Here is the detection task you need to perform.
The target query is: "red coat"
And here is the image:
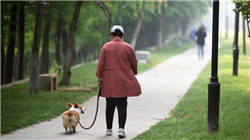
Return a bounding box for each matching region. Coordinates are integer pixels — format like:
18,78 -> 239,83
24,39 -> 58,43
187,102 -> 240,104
96,39 -> 141,98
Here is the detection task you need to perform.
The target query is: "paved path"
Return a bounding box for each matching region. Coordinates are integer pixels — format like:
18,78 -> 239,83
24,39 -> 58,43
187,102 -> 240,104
1,40 -> 211,140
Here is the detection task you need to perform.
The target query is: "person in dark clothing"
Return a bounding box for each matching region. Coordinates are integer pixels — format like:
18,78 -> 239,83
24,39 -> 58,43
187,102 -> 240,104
195,25 -> 207,60
106,98 -> 127,131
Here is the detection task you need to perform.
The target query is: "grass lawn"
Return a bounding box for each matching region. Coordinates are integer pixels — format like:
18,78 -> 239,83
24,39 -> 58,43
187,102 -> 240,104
134,37 -> 250,140
1,63 -> 98,135
1,40 -> 189,134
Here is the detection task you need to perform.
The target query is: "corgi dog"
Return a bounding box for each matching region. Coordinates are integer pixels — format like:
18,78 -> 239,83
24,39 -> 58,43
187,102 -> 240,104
62,103 -> 86,134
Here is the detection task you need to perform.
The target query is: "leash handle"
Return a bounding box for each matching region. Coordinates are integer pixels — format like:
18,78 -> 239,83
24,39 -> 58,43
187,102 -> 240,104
78,88 -> 101,130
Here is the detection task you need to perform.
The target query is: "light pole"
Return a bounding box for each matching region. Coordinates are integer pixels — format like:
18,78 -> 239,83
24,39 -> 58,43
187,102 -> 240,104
233,3 -> 240,76
208,0 -> 220,133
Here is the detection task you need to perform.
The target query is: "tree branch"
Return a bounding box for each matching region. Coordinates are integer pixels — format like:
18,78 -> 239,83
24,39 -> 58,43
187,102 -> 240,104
95,1 -> 112,30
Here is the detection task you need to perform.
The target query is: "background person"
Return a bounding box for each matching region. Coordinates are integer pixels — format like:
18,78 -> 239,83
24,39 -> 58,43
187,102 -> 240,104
195,25 -> 207,60
96,25 -> 141,138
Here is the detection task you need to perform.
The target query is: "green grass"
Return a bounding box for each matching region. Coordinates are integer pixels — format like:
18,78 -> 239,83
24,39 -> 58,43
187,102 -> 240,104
1,42 -> 190,134
1,63 -> 98,134
134,38 -> 250,140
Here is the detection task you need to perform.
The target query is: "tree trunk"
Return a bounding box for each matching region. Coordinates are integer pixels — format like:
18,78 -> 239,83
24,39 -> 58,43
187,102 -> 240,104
60,1 -> 83,86
61,29 -> 68,57
13,47 -> 19,81
130,1 -> 145,49
18,2 -> 25,80
1,18 -> 6,84
118,3 -> 129,26
39,14 -> 51,74
61,16 -> 68,57
55,16 -> 63,66
60,16 -> 68,74
71,48 -> 76,67
225,1 -> 228,39
232,3 -> 240,76
243,17 -> 246,55
158,1 -> 165,51
1,44 -> 5,85
225,16 -> 229,39
29,2 -> 44,94
5,4 -> 18,84
118,9 -> 123,26
95,1 -> 112,31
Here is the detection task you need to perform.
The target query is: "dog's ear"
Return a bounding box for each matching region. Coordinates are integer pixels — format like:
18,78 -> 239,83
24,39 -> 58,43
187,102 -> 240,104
74,103 -> 79,108
68,103 -> 73,108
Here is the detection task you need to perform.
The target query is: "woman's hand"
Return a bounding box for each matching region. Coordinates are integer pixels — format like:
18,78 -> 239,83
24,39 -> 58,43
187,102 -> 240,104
97,79 -> 102,88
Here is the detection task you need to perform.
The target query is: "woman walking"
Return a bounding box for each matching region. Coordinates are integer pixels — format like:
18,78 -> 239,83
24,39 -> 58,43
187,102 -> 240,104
195,24 -> 207,60
96,25 -> 141,138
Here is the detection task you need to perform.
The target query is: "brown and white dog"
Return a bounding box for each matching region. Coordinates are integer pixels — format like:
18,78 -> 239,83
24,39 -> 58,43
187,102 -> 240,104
62,103 -> 86,134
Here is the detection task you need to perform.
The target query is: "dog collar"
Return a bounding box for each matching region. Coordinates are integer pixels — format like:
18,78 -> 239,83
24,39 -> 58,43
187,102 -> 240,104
69,107 -> 81,114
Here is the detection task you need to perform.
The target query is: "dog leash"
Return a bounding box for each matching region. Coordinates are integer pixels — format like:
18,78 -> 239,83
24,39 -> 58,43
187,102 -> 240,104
78,87 -> 101,130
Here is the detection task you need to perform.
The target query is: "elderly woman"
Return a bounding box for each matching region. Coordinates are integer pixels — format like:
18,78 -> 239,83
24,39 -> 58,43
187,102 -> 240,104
96,25 -> 141,138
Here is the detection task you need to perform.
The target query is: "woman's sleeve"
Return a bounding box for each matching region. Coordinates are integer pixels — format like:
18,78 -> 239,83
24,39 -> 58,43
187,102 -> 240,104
129,47 -> 138,75
96,46 -> 106,79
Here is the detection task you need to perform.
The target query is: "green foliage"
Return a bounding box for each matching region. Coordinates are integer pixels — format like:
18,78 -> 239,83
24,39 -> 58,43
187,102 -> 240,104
233,0 -> 250,37
49,60 -> 62,74
1,1 -> 209,84
234,0 -> 250,20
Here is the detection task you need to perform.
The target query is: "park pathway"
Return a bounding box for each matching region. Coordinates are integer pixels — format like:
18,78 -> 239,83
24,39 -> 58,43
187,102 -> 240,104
1,39 -> 212,140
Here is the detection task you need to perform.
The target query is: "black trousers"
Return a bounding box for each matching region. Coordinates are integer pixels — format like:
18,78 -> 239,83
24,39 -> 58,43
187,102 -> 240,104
106,97 -> 127,129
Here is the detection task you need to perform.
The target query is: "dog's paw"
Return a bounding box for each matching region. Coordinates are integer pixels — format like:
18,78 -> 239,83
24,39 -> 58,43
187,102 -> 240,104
69,131 -> 73,134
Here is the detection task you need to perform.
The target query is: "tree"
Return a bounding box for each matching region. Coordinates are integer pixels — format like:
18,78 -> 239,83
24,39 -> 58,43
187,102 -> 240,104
1,3 -> 9,84
29,2 -> 44,93
1,45 -> 4,84
17,2 -> 25,80
5,3 -> 18,84
1,1 -> 210,85
234,0 -> 250,37
233,0 -> 248,54
61,16 -> 68,57
95,1 -> 112,31
158,1 -> 166,51
130,0 -> 145,49
225,1 -> 229,39
243,17 -> 246,54
233,3 -> 240,76
60,1 -> 83,86
39,9 -> 51,74
55,15 -> 63,68
118,3 -> 129,26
